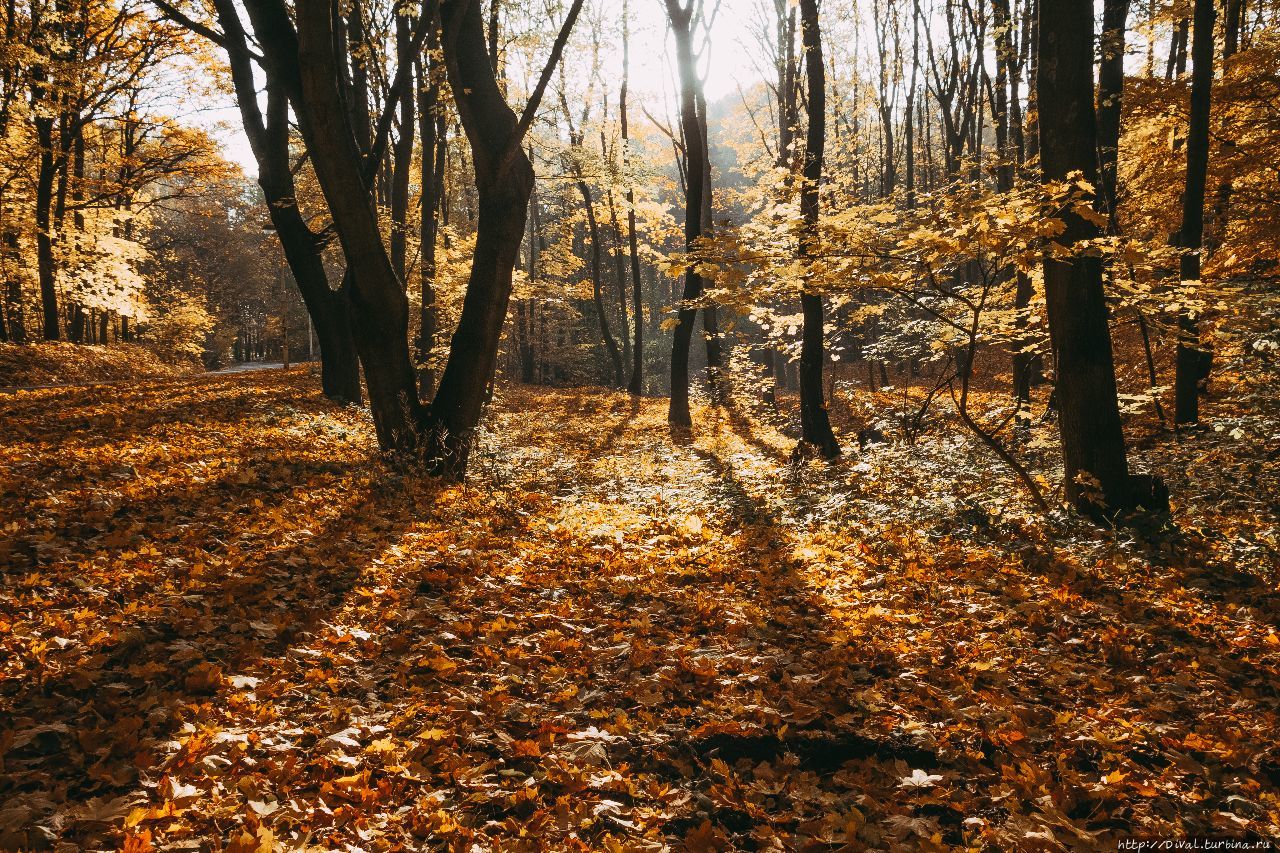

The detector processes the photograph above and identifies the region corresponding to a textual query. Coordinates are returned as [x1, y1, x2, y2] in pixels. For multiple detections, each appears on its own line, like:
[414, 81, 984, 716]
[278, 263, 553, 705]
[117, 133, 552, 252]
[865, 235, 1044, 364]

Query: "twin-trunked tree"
[215, 0, 583, 477]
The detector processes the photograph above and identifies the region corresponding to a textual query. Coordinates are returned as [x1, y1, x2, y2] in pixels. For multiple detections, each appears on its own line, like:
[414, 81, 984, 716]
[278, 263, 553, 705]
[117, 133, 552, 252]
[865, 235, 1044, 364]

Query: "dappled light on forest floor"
[2, 370, 1278, 850]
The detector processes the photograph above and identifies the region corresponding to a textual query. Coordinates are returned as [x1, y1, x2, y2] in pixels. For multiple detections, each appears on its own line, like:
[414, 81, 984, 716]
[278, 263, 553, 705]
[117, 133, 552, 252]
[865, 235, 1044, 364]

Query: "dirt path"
[210, 361, 286, 374]
[1, 371, 1277, 850]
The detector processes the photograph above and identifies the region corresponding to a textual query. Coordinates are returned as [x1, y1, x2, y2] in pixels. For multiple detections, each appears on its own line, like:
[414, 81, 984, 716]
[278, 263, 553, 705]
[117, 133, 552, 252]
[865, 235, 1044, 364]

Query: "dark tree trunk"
[1037, 0, 1135, 516]
[1096, 0, 1129, 226]
[389, 9, 416, 283]
[68, 304, 84, 343]
[664, 0, 708, 428]
[579, 180, 624, 386]
[696, 89, 722, 391]
[1223, 0, 1242, 59]
[519, 178, 541, 384]
[212, 0, 361, 403]
[426, 0, 582, 474]
[606, 180, 632, 371]
[263, 81, 362, 404]
[1174, 0, 1215, 426]
[623, 5, 644, 395]
[289, 0, 422, 447]
[416, 48, 444, 398]
[797, 0, 838, 457]
[487, 0, 499, 70]
[34, 113, 59, 340]
[1, 207, 21, 343]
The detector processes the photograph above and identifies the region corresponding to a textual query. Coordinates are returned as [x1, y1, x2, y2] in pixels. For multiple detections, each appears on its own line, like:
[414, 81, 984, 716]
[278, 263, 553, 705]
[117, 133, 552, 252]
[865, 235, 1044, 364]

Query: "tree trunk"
[1174, 0, 1215, 426]
[606, 183, 632, 371]
[1096, 0, 1129, 227]
[34, 113, 59, 340]
[289, 0, 422, 447]
[1037, 0, 1135, 517]
[69, 304, 84, 343]
[797, 0, 838, 457]
[1223, 0, 1243, 59]
[417, 49, 444, 398]
[664, 0, 708, 428]
[696, 89, 722, 389]
[213, 0, 361, 403]
[579, 180, 624, 385]
[389, 7, 415, 282]
[623, 3, 644, 395]
[425, 0, 565, 474]
[1, 203, 21, 343]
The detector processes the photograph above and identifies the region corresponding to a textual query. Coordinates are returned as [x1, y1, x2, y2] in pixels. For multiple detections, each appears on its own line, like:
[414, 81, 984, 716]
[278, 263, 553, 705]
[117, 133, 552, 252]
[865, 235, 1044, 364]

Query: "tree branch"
[502, 0, 586, 170]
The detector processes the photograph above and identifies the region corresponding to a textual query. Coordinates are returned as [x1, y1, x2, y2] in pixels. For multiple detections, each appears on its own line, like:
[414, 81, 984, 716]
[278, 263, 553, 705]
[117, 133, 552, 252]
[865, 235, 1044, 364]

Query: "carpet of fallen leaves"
[1, 368, 1278, 852]
[0, 343, 197, 389]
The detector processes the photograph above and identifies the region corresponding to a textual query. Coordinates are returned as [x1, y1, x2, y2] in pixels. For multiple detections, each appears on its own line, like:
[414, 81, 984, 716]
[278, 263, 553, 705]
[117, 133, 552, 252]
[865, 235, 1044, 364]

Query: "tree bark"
[696, 89, 722, 393]
[34, 112, 59, 340]
[796, 0, 838, 457]
[425, 0, 582, 474]
[664, 0, 708, 428]
[288, 0, 423, 448]
[1096, 0, 1129, 227]
[605, 175, 632, 370]
[1, 220, 21, 342]
[416, 46, 444, 398]
[389, 6, 416, 283]
[212, 0, 361, 402]
[1037, 0, 1135, 516]
[1173, 0, 1215, 426]
[622, 3, 644, 395]
[579, 180, 624, 385]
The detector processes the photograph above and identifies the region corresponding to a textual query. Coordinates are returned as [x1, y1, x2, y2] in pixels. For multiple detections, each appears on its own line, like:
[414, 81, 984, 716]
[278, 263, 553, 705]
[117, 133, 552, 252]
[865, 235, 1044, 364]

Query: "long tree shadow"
[0, 473, 422, 847]
[0, 374, 423, 848]
[712, 395, 793, 465]
[650, 443, 1280, 846]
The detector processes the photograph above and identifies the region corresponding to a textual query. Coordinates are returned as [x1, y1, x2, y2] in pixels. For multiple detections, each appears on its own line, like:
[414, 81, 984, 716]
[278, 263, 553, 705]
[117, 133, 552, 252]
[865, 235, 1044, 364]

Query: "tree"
[622, 0, 645, 395]
[1173, 0, 1215, 426]
[202, 0, 362, 402]
[796, 0, 839, 457]
[1096, 0, 1130, 226]
[241, 0, 581, 472]
[1036, 0, 1137, 516]
[415, 38, 446, 397]
[558, 69, 624, 387]
[279, 0, 423, 448]
[664, 0, 710, 428]
[426, 0, 584, 473]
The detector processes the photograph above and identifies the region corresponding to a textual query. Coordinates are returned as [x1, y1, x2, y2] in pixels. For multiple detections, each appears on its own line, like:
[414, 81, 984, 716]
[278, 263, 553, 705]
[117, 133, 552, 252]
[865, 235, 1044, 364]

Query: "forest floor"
[0, 343, 199, 390]
[1, 368, 1278, 851]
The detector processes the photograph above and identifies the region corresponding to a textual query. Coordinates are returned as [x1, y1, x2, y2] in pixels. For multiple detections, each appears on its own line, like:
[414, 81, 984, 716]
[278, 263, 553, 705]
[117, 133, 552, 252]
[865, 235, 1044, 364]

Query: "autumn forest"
[1, 0, 1279, 848]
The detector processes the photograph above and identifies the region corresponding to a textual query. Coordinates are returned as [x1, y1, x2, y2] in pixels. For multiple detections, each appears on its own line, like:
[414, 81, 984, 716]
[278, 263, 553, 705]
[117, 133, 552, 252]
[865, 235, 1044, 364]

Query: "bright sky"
[200, 0, 771, 176]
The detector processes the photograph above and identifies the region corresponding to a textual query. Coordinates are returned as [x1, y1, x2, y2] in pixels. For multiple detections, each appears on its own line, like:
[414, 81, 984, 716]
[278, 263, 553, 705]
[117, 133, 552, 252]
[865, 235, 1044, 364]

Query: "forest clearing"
[2, 0, 1280, 846]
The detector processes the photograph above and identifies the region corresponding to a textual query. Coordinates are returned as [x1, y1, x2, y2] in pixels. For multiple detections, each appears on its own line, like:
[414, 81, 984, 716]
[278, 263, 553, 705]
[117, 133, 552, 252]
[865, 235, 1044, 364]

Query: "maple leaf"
[898, 768, 944, 789]
[684, 819, 728, 853]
